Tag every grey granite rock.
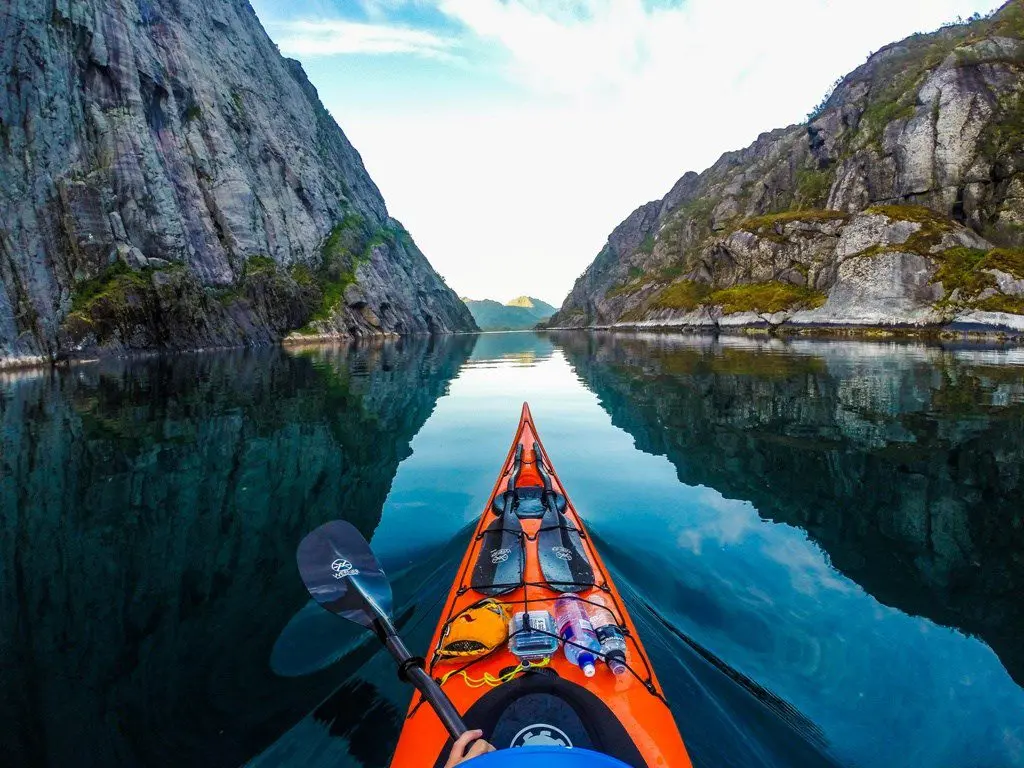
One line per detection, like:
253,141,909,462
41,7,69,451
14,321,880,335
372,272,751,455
0,0,476,368
549,2,1024,335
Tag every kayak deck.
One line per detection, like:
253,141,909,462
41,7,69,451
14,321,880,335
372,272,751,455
390,404,691,767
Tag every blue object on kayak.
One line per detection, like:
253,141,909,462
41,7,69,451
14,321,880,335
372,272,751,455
464,747,632,767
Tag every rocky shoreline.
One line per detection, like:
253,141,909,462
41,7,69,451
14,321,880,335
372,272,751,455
548,316,1024,342
0,330,483,372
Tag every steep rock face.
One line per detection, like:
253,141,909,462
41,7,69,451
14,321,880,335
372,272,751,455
556,331,1024,686
550,3,1024,333
0,0,476,368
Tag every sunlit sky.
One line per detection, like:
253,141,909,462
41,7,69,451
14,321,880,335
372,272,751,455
250,0,1003,307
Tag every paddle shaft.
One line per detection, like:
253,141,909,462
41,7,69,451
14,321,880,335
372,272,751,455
296,521,468,742
374,617,468,739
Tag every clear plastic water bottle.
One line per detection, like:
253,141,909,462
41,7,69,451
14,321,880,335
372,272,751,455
590,594,628,676
554,596,601,677
508,610,559,663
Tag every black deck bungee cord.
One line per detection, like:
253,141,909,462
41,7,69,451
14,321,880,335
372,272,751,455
405,446,670,722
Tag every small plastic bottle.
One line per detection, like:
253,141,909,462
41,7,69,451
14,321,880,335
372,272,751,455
554,596,601,677
508,610,559,663
589,594,628,676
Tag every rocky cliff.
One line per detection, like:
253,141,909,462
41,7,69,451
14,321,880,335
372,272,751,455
556,331,1024,687
0,0,476,369
550,2,1024,335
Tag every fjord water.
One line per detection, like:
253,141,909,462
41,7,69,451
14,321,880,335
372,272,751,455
2,334,1022,767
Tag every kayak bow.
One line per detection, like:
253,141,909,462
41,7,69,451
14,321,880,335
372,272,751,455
390,404,692,767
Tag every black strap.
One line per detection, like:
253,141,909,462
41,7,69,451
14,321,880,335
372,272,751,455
499,444,524,516
533,441,555,510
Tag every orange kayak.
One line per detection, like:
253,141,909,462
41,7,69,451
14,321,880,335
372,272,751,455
390,403,692,767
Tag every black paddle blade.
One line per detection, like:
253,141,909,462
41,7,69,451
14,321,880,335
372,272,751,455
471,515,524,596
297,520,393,628
538,507,594,593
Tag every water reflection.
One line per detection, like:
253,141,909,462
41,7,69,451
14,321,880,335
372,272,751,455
3,331,1023,768
551,332,1024,767
555,332,1024,687
0,337,474,767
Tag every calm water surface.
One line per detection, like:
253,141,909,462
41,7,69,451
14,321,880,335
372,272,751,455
2,332,1023,767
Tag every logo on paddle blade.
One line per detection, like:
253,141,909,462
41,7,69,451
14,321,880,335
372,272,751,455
510,723,572,749
490,548,511,564
331,559,359,579
552,546,573,561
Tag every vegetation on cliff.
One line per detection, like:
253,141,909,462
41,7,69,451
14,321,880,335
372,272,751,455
2,0,475,366
551,1,1024,333
298,212,370,333
646,281,826,315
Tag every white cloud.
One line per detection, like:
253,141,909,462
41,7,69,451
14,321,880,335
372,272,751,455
273,19,457,59
438,0,657,94
436,0,996,101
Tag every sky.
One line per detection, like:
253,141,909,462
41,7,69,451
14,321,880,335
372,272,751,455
250,0,1004,307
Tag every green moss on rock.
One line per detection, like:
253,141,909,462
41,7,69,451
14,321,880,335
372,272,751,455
984,247,1024,279
931,246,1024,310
658,198,715,249
651,280,711,310
289,263,315,287
792,168,835,210
978,91,1024,175
605,266,648,299
975,294,1024,314
707,282,826,314
865,204,953,228
298,213,373,333
932,247,998,301
865,204,958,256
989,1,1024,38
644,279,826,317
242,255,278,278
852,28,969,150
861,100,917,142
739,209,849,233
64,262,197,346
69,262,149,315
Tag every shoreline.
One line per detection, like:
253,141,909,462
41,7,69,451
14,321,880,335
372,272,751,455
544,320,1024,344
0,330,481,373
6,321,1024,373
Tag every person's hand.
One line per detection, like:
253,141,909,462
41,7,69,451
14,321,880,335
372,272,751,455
444,729,495,766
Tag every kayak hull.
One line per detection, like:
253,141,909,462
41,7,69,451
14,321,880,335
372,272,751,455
389,404,691,768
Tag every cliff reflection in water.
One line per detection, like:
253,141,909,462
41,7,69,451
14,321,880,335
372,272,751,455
555,332,1024,687
0,337,474,767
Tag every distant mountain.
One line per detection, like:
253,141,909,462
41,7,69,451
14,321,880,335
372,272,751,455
505,296,556,313
462,296,557,330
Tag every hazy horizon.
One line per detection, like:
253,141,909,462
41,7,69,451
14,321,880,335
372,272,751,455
251,0,1002,308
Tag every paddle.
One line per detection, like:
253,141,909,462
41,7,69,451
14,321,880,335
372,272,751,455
296,520,468,740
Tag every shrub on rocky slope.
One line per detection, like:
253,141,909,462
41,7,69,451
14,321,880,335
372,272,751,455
550,1,1024,335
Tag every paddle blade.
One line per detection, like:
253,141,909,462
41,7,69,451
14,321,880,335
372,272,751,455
297,520,393,628
471,515,525,596
537,507,594,593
